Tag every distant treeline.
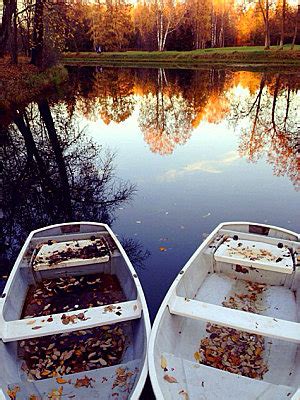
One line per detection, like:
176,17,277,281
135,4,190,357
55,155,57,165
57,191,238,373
0,0,299,67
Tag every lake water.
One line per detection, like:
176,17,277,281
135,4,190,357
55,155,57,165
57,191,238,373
1,66,299,316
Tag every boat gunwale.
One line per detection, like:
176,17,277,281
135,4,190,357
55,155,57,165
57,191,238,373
0,221,151,400
148,221,300,400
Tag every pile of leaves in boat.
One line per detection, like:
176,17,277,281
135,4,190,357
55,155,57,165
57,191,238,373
195,281,269,379
22,273,124,318
19,274,130,380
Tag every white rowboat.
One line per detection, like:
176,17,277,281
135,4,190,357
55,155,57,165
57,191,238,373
149,222,300,400
0,222,150,399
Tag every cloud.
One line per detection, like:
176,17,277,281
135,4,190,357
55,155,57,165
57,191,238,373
159,151,240,181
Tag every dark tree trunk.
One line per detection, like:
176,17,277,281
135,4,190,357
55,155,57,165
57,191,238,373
0,0,14,58
279,0,286,50
31,0,44,67
11,0,18,64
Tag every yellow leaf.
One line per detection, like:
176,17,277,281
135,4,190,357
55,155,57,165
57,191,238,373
160,355,167,370
194,351,201,362
159,246,167,252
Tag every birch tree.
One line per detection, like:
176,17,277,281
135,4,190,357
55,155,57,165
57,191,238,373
153,0,185,51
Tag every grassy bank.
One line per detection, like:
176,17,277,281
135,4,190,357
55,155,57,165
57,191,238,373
0,57,68,114
63,46,300,68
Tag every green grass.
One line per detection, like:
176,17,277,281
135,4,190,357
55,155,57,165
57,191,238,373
63,45,300,67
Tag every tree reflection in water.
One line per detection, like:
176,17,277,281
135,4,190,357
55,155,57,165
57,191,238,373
68,66,299,188
75,67,136,124
138,68,194,155
0,99,149,288
229,73,300,191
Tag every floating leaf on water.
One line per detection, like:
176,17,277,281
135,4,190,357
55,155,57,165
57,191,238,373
163,374,178,383
159,247,167,252
160,355,168,370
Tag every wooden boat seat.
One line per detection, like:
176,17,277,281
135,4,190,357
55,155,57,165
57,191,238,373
0,300,141,342
214,237,294,274
159,352,297,400
3,358,140,399
168,295,300,343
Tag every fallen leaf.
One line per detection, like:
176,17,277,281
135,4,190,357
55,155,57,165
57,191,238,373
48,386,63,400
32,325,43,330
179,389,189,400
26,320,36,325
194,351,201,362
160,355,168,370
7,386,20,400
74,376,94,388
56,377,70,384
159,247,167,252
163,374,178,383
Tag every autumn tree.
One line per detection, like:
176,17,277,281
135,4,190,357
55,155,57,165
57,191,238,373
151,0,186,51
278,0,286,49
88,0,134,51
291,3,300,49
133,2,157,50
258,0,271,49
185,0,210,49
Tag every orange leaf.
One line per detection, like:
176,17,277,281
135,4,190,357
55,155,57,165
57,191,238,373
163,374,178,383
56,377,70,384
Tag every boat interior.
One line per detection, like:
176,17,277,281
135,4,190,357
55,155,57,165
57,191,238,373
153,223,300,400
0,223,147,399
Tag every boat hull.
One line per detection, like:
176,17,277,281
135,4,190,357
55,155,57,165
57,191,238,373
0,222,150,399
149,222,300,400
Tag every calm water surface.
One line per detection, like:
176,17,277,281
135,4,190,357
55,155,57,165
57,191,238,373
1,67,299,320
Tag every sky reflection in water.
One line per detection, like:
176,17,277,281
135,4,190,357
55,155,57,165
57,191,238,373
1,67,299,318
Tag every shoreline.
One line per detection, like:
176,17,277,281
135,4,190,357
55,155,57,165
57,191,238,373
0,58,68,120
63,47,300,67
